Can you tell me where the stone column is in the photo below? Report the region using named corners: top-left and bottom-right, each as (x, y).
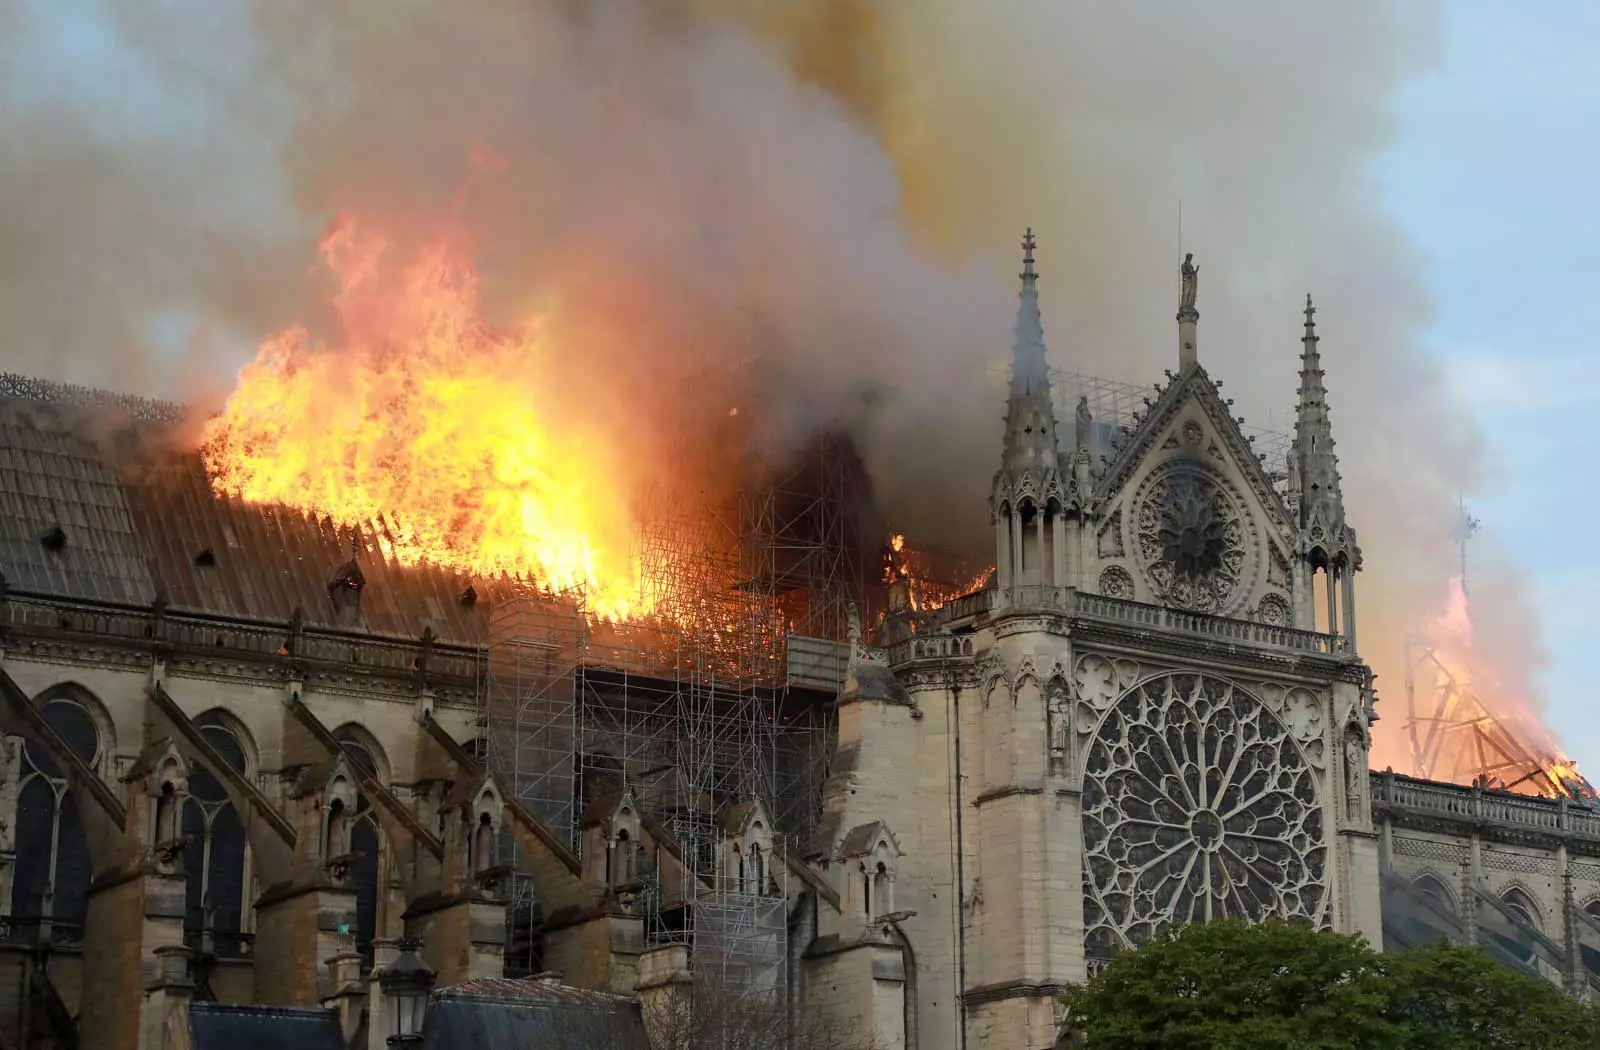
top-left (1290, 561), bottom-right (1313, 629)
top-left (1056, 516), bottom-right (1073, 590)
top-left (1011, 515), bottom-right (1025, 584)
top-left (995, 516), bottom-right (1012, 594)
top-left (1035, 512), bottom-right (1047, 586)
top-left (1324, 567), bottom-right (1339, 637)
top-left (143, 944), bottom-right (193, 1050)
top-left (367, 938), bottom-right (400, 1050)
top-left (1340, 564), bottom-right (1358, 652)
top-left (322, 947), bottom-right (367, 1048)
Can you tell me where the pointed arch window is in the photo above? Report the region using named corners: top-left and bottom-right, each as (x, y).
top-left (182, 716), bottom-right (250, 957)
top-left (1502, 888), bottom-right (1541, 931)
top-left (11, 697), bottom-right (99, 947)
top-left (1412, 873), bottom-right (1456, 917)
top-left (334, 729), bottom-right (384, 968)
top-left (1494, 888), bottom-right (1542, 966)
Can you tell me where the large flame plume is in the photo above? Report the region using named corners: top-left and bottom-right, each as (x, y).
top-left (201, 214), bottom-right (648, 621)
top-left (1405, 577), bottom-right (1593, 800)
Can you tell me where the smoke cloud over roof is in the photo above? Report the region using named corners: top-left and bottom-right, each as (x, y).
top-left (1, 1), bottom-right (1548, 764)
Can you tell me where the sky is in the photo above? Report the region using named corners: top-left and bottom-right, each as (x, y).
top-left (1375, 1), bottom-right (1600, 769)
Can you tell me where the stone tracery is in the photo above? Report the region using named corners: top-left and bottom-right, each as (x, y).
top-left (1081, 673), bottom-right (1326, 959)
top-left (1134, 465), bottom-right (1251, 614)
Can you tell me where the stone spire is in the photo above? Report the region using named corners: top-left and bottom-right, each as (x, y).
top-left (991, 229), bottom-right (1069, 597)
top-left (1288, 294), bottom-right (1361, 645)
top-left (1289, 294), bottom-right (1344, 531)
top-left (999, 228), bottom-right (1061, 477)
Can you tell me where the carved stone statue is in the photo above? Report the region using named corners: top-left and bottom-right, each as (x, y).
top-left (1075, 395), bottom-right (1092, 449)
top-left (1179, 253), bottom-right (1199, 314)
top-left (1344, 730), bottom-right (1364, 814)
top-left (1047, 683), bottom-right (1072, 773)
top-left (847, 601), bottom-right (862, 647)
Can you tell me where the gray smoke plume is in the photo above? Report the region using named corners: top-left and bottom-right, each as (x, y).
top-left (1, 0), bottom-right (1551, 764)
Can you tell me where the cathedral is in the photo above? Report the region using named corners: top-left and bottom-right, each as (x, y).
top-left (0, 234), bottom-right (1598, 1050)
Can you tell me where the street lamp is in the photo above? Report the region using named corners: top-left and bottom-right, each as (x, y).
top-left (380, 938), bottom-right (435, 1048)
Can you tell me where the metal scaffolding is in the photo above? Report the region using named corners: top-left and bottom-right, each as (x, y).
top-left (479, 365), bottom-right (865, 998)
top-left (1049, 368), bottom-right (1293, 483)
top-left (979, 363), bottom-right (1293, 482)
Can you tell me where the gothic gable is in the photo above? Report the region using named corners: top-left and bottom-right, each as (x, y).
top-left (1089, 364), bottom-right (1297, 621)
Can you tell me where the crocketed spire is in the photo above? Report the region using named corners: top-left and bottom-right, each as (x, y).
top-left (1288, 294), bottom-right (1360, 571)
top-left (998, 229), bottom-right (1061, 479)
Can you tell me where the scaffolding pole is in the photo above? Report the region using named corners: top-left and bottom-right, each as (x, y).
top-left (478, 359), bottom-right (862, 1006)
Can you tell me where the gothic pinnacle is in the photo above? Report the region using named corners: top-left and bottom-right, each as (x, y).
top-left (997, 227), bottom-right (1059, 478)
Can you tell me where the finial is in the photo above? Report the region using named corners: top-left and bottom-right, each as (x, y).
top-left (1021, 227), bottom-right (1037, 278)
top-left (1304, 293), bottom-right (1316, 328)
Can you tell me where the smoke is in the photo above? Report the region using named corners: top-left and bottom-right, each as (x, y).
top-left (1, 1), bottom-right (1553, 762)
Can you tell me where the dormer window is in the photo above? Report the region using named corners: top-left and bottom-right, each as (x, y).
top-left (328, 558), bottom-right (365, 618)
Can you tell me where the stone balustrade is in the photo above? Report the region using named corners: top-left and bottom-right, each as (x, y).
top-left (1372, 770), bottom-right (1600, 841)
top-left (899, 585), bottom-right (1345, 662)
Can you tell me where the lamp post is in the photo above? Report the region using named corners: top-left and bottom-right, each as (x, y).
top-left (379, 938), bottom-right (435, 1048)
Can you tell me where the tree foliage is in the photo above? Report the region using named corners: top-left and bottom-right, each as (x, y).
top-left (1060, 919), bottom-right (1600, 1050)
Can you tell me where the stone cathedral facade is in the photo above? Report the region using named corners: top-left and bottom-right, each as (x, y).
top-left (835, 237), bottom-right (1381, 1049)
top-left (1, 236), bottom-right (1599, 1050)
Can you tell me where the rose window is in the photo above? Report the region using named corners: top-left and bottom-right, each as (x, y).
top-left (1135, 467), bottom-right (1248, 614)
top-left (1081, 673), bottom-right (1325, 959)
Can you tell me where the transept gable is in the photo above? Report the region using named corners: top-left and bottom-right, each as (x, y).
top-left (1086, 363), bottom-right (1299, 619)
top-left (1095, 362), bottom-right (1293, 543)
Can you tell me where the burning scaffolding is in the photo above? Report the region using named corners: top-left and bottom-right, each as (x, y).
top-left (480, 374), bottom-right (866, 994)
top-left (1403, 638), bottom-right (1597, 803)
top-left (1402, 503), bottom-right (1598, 803)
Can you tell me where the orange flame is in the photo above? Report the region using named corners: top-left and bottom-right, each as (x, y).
top-left (1413, 577), bottom-right (1590, 800)
top-left (883, 532), bottom-right (994, 613)
top-left (201, 215), bottom-right (647, 621)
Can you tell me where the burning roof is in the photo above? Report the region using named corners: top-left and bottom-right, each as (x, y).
top-left (0, 375), bottom-right (503, 647)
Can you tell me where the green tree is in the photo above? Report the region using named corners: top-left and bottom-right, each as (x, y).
top-left (1061, 919), bottom-right (1402, 1050)
top-left (1385, 942), bottom-right (1598, 1049)
top-left (1059, 919), bottom-right (1600, 1050)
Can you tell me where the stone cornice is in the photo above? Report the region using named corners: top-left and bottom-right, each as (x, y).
top-left (3, 591), bottom-right (479, 683)
top-left (962, 978), bottom-right (1069, 1007)
top-left (1068, 620), bottom-right (1364, 683)
top-left (3, 635), bottom-right (477, 707)
top-left (973, 785), bottom-right (1045, 807)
